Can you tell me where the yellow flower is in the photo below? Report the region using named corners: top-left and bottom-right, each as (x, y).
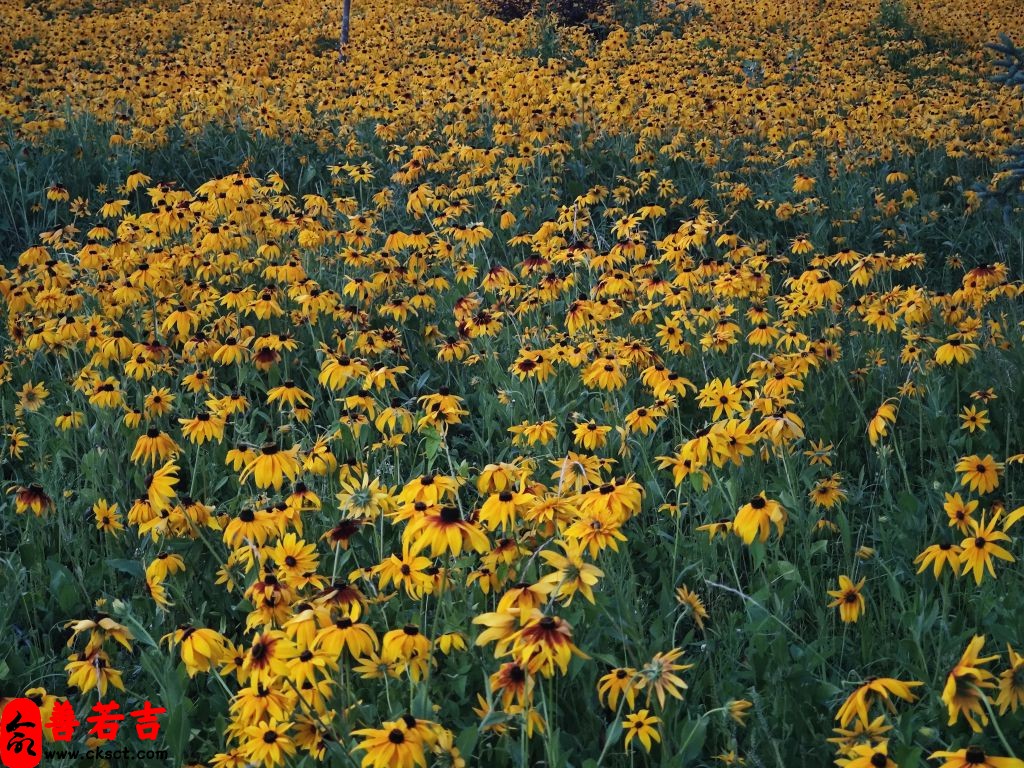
top-left (622, 709), bottom-right (661, 752)
top-left (954, 454), bottom-right (1002, 495)
top-left (162, 626), bottom-right (227, 677)
top-left (350, 718), bottom-right (433, 768)
top-left (18, 381), bottom-right (48, 412)
top-left (834, 677), bottom-right (921, 727)
top-left (914, 543), bottom-right (962, 578)
top-left (997, 644), bottom-right (1024, 714)
top-left (867, 400), bottom-right (897, 446)
top-left (827, 575), bottom-right (866, 623)
top-left (942, 635), bottom-right (999, 732)
top-left (239, 442), bottom-right (302, 490)
top-left (959, 513), bottom-right (1014, 584)
top-left (930, 746), bottom-right (1024, 768)
top-left (597, 668), bottom-right (642, 710)
top-left (733, 493), bottom-right (786, 543)
top-left (639, 647), bottom-right (692, 708)
top-left (93, 499), bottom-right (123, 534)
top-left (959, 405), bottom-right (990, 433)
top-left (537, 540), bottom-right (604, 605)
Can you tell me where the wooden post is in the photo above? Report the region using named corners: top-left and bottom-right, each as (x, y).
top-left (339, 0), bottom-right (352, 61)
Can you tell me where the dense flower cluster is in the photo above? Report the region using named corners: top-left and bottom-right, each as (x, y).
top-left (2, 0), bottom-right (1024, 766)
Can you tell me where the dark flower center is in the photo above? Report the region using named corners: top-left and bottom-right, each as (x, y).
top-left (440, 506), bottom-right (461, 523)
top-left (965, 746), bottom-right (986, 764)
top-left (388, 729), bottom-right (405, 745)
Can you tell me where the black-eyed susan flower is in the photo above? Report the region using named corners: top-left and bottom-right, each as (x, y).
top-left (827, 575), bottom-right (866, 623)
top-left (314, 617), bottom-right (378, 659)
top-left (507, 611), bottom-right (587, 677)
top-left (960, 405), bottom-right (990, 433)
top-left (955, 455), bottom-right (1002, 495)
top-left (835, 678), bottom-right (922, 727)
top-left (223, 507), bottom-right (276, 548)
top-left (10, 483), bottom-right (54, 516)
top-left (914, 543), bottom-right (962, 578)
top-left (945, 492), bottom-right (979, 534)
top-left (373, 550), bottom-right (434, 598)
top-left (65, 648), bottom-right (124, 697)
top-left (733, 493), bottom-right (786, 543)
top-left (996, 645), bottom-right (1024, 715)
top-left (622, 709), bottom-right (661, 752)
top-left (942, 635), bottom-right (999, 732)
top-left (959, 513), bottom-right (1014, 584)
top-left (489, 661), bottom-right (534, 709)
top-left (478, 488), bottom-right (535, 531)
top-left (18, 381), bottom-right (48, 411)
top-left (93, 498), bottom-right (123, 534)
top-left (597, 667), bottom-right (642, 710)
top-left (675, 584), bottom-right (708, 630)
top-left (162, 626), bottom-right (227, 677)
top-left (131, 427), bottom-right (180, 465)
top-left (350, 717), bottom-right (433, 768)
top-left (935, 335), bottom-right (980, 365)
top-left (145, 461), bottom-right (178, 513)
top-left (537, 540), bottom-right (604, 605)
top-left (146, 552), bottom-right (185, 582)
top-left (404, 504), bottom-right (489, 557)
top-left (239, 443), bottom-right (302, 490)
top-left (842, 740), bottom-right (898, 768)
top-left (930, 746), bottom-right (1024, 768)
top-left (381, 624), bottom-right (431, 681)
top-left (54, 410), bottom-right (84, 430)
top-left (241, 720), bottom-right (295, 767)
top-left (639, 647), bottom-right (692, 708)
top-left (243, 631), bottom-right (298, 685)
top-left (179, 410), bottom-right (226, 445)
top-left (867, 400), bottom-right (897, 446)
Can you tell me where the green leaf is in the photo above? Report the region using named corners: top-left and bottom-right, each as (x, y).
top-left (893, 745), bottom-right (922, 768)
top-left (773, 559), bottom-right (802, 583)
top-left (140, 652), bottom-right (190, 765)
top-left (49, 563), bottom-right (79, 614)
top-left (107, 559), bottom-right (145, 579)
top-left (455, 725), bottom-right (478, 760)
top-left (478, 708), bottom-right (513, 730)
top-left (424, 426), bottom-right (442, 461)
top-left (677, 716), bottom-right (707, 763)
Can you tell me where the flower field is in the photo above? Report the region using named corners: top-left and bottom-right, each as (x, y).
top-left (2, 0), bottom-right (1024, 766)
